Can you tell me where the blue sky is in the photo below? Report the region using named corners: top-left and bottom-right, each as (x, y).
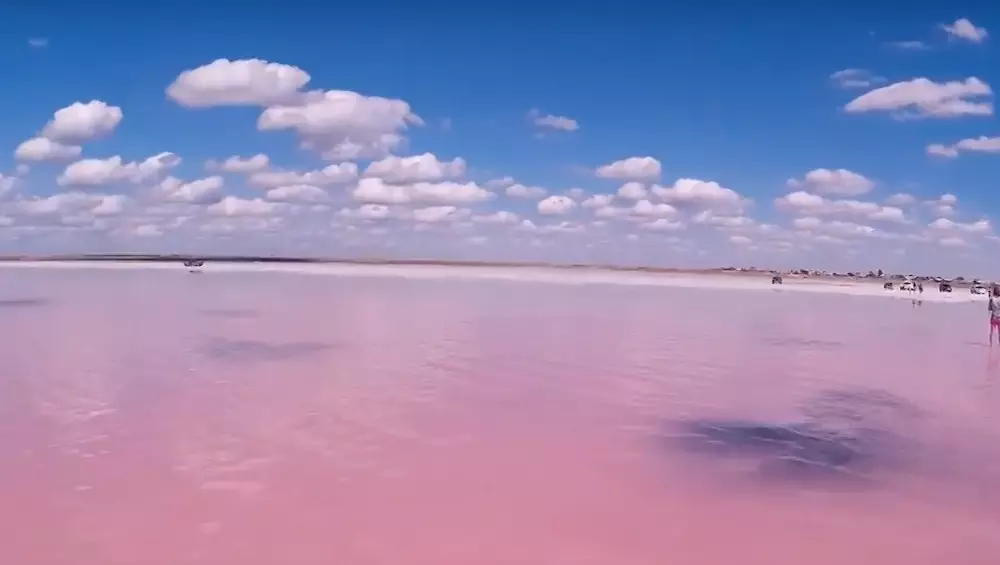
top-left (1, 5), bottom-right (999, 276)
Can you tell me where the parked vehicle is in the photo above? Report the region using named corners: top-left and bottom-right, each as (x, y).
top-left (883, 282), bottom-right (894, 290)
top-left (900, 281), bottom-right (915, 291)
top-left (938, 282), bottom-right (952, 292)
top-left (971, 284), bottom-right (987, 295)
top-left (183, 259), bottom-right (205, 268)
top-left (771, 275), bottom-right (783, 285)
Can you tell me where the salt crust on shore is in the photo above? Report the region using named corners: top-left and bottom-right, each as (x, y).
top-left (0, 260), bottom-right (984, 304)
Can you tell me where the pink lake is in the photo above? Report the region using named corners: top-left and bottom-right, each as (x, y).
top-left (1, 266), bottom-right (999, 565)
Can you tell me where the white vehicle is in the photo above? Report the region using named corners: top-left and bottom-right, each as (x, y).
top-left (900, 281), bottom-right (916, 291)
top-left (971, 284), bottom-right (987, 295)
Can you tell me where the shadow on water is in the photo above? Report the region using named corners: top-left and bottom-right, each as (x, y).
top-left (0, 298), bottom-right (47, 308)
top-left (196, 337), bottom-right (332, 363)
top-left (200, 308), bottom-right (259, 319)
top-left (661, 387), bottom-right (924, 490)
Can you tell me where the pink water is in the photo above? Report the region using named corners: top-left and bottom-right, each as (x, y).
top-left (1, 268), bottom-right (998, 565)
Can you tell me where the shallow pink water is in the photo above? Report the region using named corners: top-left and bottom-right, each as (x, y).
top-left (1, 268), bottom-right (999, 564)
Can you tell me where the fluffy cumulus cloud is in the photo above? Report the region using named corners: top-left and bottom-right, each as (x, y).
top-left (926, 136), bottom-right (1000, 158)
top-left (844, 77), bottom-right (993, 119)
top-left (352, 177), bottom-right (493, 205)
top-left (595, 157), bottom-right (661, 180)
top-left (3, 52), bottom-right (1000, 275)
top-left (42, 101), bottom-right (123, 142)
top-left (364, 153), bottom-right (465, 183)
top-left (786, 168), bottom-right (875, 196)
top-left (166, 59), bottom-right (312, 107)
top-left (257, 90), bottom-right (423, 160)
top-left (776, 191), bottom-right (906, 223)
top-left (652, 178), bottom-right (746, 210)
top-left (940, 18), bottom-right (988, 44)
top-left (538, 195), bottom-right (576, 215)
top-left (57, 153), bottom-right (180, 186)
top-left (206, 154), bottom-right (270, 173)
top-left (15, 137), bottom-right (82, 162)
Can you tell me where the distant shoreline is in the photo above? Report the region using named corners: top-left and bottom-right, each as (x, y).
top-left (0, 254), bottom-right (760, 275)
top-left (0, 254), bottom-right (974, 286)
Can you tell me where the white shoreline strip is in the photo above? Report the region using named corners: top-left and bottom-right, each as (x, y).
top-left (0, 260), bottom-right (984, 304)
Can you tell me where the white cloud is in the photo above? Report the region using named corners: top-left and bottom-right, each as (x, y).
top-left (28, 38), bottom-right (48, 48)
top-left (885, 193), bottom-right (916, 206)
top-left (364, 153), bottom-right (465, 183)
top-left (207, 196), bottom-right (282, 217)
top-left (258, 89), bottom-right (423, 160)
top-left (652, 178), bottom-right (746, 209)
top-left (8, 192), bottom-right (127, 223)
top-left (133, 224), bottom-right (163, 237)
top-left (928, 217), bottom-right (991, 234)
top-left (338, 204), bottom-right (393, 220)
top-left (0, 175), bottom-right (16, 197)
top-left (595, 157), bottom-right (661, 180)
top-left (167, 59), bottom-right (311, 107)
top-left (793, 216), bottom-right (882, 238)
top-left (537, 195), bottom-right (576, 215)
top-left (247, 163), bottom-right (358, 188)
top-left (265, 184), bottom-right (328, 204)
top-left (786, 168), bottom-right (875, 196)
top-left (926, 193), bottom-right (958, 217)
top-left (617, 182), bottom-right (648, 200)
top-left (581, 194), bottom-right (614, 208)
top-left (472, 210), bottom-right (520, 224)
top-left (528, 108), bottom-right (579, 132)
top-left (207, 154), bottom-right (270, 173)
top-left (830, 69), bottom-right (885, 89)
top-left (14, 137), bottom-right (82, 162)
top-left (938, 236), bottom-right (968, 247)
top-left (486, 177), bottom-right (516, 189)
top-left (926, 136), bottom-right (1000, 158)
top-left (57, 153), bottom-right (181, 186)
top-left (729, 235), bottom-right (753, 245)
top-left (692, 210), bottom-right (755, 228)
top-left (155, 176), bottom-right (225, 204)
top-left (504, 184), bottom-right (548, 200)
top-left (412, 206), bottom-right (467, 223)
top-left (775, 191), bottom-right (906, 223)
top-left (41, 101), bottom-right (123, 142)
top-left (940, 18), bottom-right (988, 44)
top-left (639, 218), bottom-right (684, 231)
top-left (631, 199), bottom-right (677, 217)
top-left (352, 178), bottom-right (493, 205)
top-left (844, 77), bottom-right (993, 119)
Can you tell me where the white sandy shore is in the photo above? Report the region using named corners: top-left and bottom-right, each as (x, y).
top-left (0, 260), bottom-right (986, 304)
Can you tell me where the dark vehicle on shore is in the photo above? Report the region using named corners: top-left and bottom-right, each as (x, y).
top-left (939, 282), bottom-right (952, 292)
top-left (883, 282), bottom-right (893, 290)
top-left (183, 259), bottom-right (205, 268)
top-left (771, 275), bottom-right (782, 285)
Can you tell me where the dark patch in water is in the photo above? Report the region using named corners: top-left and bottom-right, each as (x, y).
top-left (197, 337), bottom-right (331, 362)
top-left (0, 298), bottom-right (47, 308)
top-left (663, 387), bottom-right (921, 489)
top-left (200, 308), bottom-right (259, 319)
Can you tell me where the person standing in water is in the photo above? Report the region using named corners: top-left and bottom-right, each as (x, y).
top-left (989, 285), bottom-right (1000, 345)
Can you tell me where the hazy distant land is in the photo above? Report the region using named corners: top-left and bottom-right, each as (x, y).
top-left (0, 253), bottom-right (976, 286)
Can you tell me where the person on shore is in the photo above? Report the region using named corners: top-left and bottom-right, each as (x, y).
top-left (989, 285), bottom-right (1000, 345)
